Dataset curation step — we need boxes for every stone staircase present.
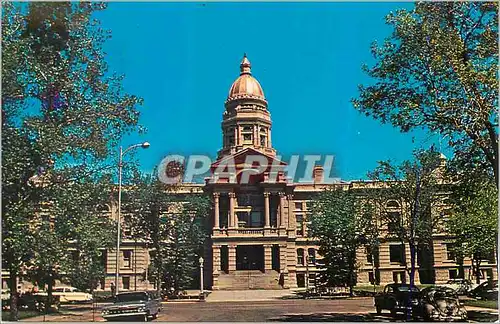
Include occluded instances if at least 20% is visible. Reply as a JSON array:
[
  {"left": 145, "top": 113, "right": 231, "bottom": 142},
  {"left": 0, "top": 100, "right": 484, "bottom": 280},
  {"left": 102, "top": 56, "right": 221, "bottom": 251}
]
[{"left": 217, "top": 270, "right": 282, "bottom": 290}]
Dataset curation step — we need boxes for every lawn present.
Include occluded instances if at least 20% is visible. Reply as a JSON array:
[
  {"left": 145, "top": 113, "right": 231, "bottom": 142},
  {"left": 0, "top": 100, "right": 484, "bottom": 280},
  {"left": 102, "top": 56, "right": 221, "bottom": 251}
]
[
  {"left": 1, "top": 310, "right": 41, "bottom": 321},
  {"left": 463, "top": 299, "right": 498, "bottom": 309}
]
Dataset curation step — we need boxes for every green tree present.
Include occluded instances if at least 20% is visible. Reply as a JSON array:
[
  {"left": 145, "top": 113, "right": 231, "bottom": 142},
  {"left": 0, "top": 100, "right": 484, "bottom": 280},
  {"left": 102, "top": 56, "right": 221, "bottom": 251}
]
[
  {"left": 309, "top": 188, "right": 379, "bottom": 296},
  {"left": 125, "top": 173, "right": 175, "bottom": 294},
  {"left": 2, "top": 2, "right": 142, "bottom": 319},
  {"left": 367, "top": 149, "right": 444, "bottom": 289},
  {"left": 448, "top": 177, "right": 498, "bottom": 284},
  {"left": 55, "top": 178, "right": 116, "bottom": 294},
  {"left": 161, "top": 195, "right": 210, "bottom": 295},
  {"left": 353, "top": 2, "right": 498, "bottom": 185},
  {"left": 126, "top": 173, "right": 210, "bottom": 296}
]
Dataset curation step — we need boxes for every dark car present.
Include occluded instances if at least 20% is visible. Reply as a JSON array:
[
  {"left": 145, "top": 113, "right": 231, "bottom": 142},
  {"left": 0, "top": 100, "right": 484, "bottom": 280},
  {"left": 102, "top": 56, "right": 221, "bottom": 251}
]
[
  {"left": 374, "top": 283, "right": 421, "bottom": 316},
  {"left": 468, "top": 281, "right": 498, "bottom": 300},
  {"left": 420, "top": 286, "right": 467, "bottom": 322},
  {"left": 101, "top": 291, "right": 161, "bottom": 321}
]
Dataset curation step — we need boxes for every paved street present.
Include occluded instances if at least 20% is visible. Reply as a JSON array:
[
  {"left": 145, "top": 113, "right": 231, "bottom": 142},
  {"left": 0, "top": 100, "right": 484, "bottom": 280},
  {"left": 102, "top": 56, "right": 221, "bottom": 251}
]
[{"left": 20, "top": 296, "right": 498, "bottom": 322}]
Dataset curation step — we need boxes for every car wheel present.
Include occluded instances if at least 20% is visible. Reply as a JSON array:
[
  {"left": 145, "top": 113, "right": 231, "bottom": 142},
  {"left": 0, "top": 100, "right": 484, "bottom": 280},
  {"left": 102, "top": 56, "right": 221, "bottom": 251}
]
[
  {"left": 390, "top": 308, "right": 397, "bottom": 317},
  {"left": 376, "top": 306, "right": 382, "bottom": 315}
]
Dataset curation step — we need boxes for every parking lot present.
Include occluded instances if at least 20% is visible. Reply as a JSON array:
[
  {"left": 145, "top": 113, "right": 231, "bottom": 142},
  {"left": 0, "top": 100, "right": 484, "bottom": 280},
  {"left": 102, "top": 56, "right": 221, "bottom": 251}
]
[{"left": 15, "top": 296, "right": 498, "bottom": 322}]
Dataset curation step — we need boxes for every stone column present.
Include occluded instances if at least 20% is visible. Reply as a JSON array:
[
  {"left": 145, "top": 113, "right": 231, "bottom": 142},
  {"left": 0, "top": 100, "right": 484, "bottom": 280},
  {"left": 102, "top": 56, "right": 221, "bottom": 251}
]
[
  {"left": 287, "top": 194, "right": 295, "bottom": 233},
  {"left": 264, "top": 192, "right": 270, "bottom": 228},
  {"left": 264, "top": 244, "right": 273, "bottom": 272},
  {"left": 279, "top": 244, "right": 289, "bottom": 287},
  {"left": 229, "top": 192, "right": 235, "bottom": 228},
  {"left": 279, "top": 192, "right": 285, "bottom": 228},
  {"left": 237, "top": 125, "right": 242, "bottom": 146},
  {"left": 228, "top": 245, "right": 237, "bottom": 272},
  {"left": 254, "top": 124, "right": 258, "bottom": 146},
  {"left": 213, "top": 193, "right": 220, "bottom": 230},
  {"left": 268, "top": 127, "right": 272, "bottom": 147},
  {"left": 233, "top": 127, "right": 238, "bottom": 147},
  {"left": 212, "top": 245, "right": 221, "bottom": 289}
]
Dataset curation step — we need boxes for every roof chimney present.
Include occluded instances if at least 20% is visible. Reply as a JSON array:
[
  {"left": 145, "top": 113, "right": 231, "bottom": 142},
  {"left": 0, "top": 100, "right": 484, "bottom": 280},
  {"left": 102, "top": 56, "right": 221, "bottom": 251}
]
[{"left": 313, "top": 165, "right": 324, "bottom": 184}]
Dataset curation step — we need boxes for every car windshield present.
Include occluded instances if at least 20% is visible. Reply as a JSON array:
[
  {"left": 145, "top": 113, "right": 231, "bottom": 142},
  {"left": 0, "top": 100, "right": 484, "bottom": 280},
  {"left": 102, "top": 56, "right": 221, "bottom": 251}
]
[
  {"left": 395, "top": 286, "right": 419, "bottom": 292},
  {"left": 115, "top": 293, "right": 148, "bottom": 303}
]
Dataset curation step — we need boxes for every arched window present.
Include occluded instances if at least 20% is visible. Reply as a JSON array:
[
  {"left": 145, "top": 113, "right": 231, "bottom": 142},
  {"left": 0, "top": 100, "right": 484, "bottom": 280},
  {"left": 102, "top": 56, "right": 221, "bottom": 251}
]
[
  {"left": 297, "top": 249, "right": 304, "bottom": 265},
  {"left": 386, "top": 200, "right": 400, "bottom": 208},
  {"left": 308, "top": 248, "right": 316, "bottom": 264}
]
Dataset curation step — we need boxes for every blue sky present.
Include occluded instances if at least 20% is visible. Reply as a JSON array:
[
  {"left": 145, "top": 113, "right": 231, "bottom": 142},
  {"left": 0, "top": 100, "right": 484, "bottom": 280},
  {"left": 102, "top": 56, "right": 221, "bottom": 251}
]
[{"left": 95, "top": 2, "right": 444, "bottom": 181}]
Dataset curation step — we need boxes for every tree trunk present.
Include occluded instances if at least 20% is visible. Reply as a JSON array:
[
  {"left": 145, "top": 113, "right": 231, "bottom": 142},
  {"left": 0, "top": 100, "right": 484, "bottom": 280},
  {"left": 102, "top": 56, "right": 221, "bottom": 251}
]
[
  {"left": 9, "top": 270, "right": 19, "bottom": 321},
  {"left": 473, "top": 257, "right": 482, "bottom": 285},
  {"left": 348, "top": 249, "right": 355, "bottom": 297},
  {"left": 47, "top": 269, "right": 54, "bottom": 314},
  {"left": 409, "top": 243, "right": 416, "bottom": 287}
]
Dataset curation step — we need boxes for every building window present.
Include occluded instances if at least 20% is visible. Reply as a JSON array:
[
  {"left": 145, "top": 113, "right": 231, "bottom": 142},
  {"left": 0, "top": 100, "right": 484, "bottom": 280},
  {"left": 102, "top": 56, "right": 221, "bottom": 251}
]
[
  {"left": 389, "top": 244, "right": 405, "bottom": 264},
  {"left": 296, "top": 274, "right": 305, "bottom": 288},
  {"left": 449, "top": 269, "right": 460, "bottom": 280},
  {"left": 260, "top": 135, "right": 267, "bottom": 147},
  {"left": 366, "top": 246, "right": 373, "bottom": 264},
  {"left": 100, "top": 250, "right": 107, "bottom": 272},
  {"left": 308, "top": 248, "right": 316, "bottom": 264},
  {"left": 393, "top": 271, "right": 406, "bottom": 284},
  {"left": 296, "top": 214, "right": 304, "bottom": 236},
  {"left": 71, "top": 250, "right": 79, "bottom": 262},
  {"left": 368, "top": 272, "right": 375, "bottom": 284},
  {"left": 242, "top": 125, "right": 253, "bottom": 144},
  {"left": 295, "top": 202, "right": 302, "bottom": 210},
  {"left": 122, "top": 276, "right": 130, "bottom": 290},
  {"left": 123, "top": 250, "right": 132, "bottom": 268},
  {"left": 445, "top": 243, "right": 456, "bottom": 261},
  {"left": 387, "top": 212, "right": 401, "bottom": 233},
  {"left": 100, "top": 278, "right": 105, "bottom": 290},
  {"left": 297, "top": 249, "right": 304, "bottom": 265},
  {"left": 243, "top": 134, "right": 252, "bottom": 142},
  {"left": 124, "top": 215, "right": 132, "bottom": 237},
  {"left": 386, "top": 200, "right": 400, "bottom": 208}
]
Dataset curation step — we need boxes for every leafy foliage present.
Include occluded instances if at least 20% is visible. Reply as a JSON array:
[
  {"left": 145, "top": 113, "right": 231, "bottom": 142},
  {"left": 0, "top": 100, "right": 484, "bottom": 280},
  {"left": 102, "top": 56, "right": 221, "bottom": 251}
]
[
  {"left": 2, "top": 2, "right": 142, "bottom": 319},
  {"left": 448, "top": 177, "right": 498, "bottom": 283},
  {"left": 367, "top": 148, "right": 444, "bottom": 286},
  {"left": 125, "top": 172, "right": 210, "bottom": 296},
  {"left": 309, "top": 189, "right": 379, "bottom": 295},
  {"left": 353, "top": 2, "right": 499, "bottom": 184}
]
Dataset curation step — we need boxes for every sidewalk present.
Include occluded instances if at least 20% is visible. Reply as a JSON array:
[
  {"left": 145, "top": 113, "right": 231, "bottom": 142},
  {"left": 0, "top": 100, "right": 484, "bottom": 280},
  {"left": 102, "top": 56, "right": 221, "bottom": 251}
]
[{"left": 205, "top": 289, "right": 294, "bottom": 302}]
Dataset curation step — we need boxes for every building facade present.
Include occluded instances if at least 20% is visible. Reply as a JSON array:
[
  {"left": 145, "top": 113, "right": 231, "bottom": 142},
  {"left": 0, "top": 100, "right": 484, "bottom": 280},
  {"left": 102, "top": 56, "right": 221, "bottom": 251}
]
[
  {"left": 6, "top": 55, "right": 495, "bottom": 293},
  {"left": 96, "top": 55, "right": 497, "bottom": 292}
]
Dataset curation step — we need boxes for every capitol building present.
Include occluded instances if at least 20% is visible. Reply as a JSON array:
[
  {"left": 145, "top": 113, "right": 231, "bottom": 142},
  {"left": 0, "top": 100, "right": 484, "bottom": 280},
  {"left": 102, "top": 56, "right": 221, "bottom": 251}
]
[{"left": 96, "top": 55, "right": 497, "bottom": 292}]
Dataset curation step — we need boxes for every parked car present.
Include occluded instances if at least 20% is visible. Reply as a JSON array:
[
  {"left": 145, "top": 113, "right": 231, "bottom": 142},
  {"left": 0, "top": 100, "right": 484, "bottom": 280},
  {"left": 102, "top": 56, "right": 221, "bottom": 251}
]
[
  {"left": 374, "top": 283, "right": 421, "bottom": 316},
  {"left": 420, "top": 286, "right": 467, "bottom": 321},
  {"left": 468, "top": 280, "right": 498, "bottom": 300},
  {"left": 101, "top": 291, "right": 161, "bottom": 321},
  {"left": 1, "top": 289, "right": 10, "bottom": 301},
  {"left": 19, "top": 293, "right": 60, "bottom": 312},
  {"left": 36, "top": 287, "right": 92, "bottom": 303},
  {"left": 442, "top": 279, "right": 476, "bottom": 295}
]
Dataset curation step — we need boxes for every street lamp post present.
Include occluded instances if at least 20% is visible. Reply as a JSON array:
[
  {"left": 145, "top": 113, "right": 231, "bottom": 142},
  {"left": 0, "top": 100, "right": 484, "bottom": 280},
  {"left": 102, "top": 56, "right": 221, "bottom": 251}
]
[
  {"left": 115, "top": 142, "right": 150, "bottom": 295},
  {"left": 199, "top": 257, "right": 204, "bottom": 301}
]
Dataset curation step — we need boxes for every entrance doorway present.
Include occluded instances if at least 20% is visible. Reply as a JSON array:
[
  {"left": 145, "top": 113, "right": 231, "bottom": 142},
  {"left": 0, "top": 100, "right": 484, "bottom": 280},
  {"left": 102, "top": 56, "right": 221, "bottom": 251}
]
[{"left": 236, "top": 245, "right": 264, "bottom": 271}]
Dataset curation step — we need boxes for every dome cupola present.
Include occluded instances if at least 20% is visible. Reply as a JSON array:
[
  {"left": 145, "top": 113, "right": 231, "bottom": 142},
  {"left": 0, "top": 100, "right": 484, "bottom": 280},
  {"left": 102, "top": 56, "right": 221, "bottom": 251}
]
[{"left": 226, "top": 54, "right": 266, "bottom": 105}]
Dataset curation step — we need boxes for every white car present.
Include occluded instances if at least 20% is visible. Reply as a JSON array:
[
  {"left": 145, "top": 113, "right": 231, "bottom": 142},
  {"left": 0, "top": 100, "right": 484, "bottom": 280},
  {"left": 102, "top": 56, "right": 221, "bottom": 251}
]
[{"left": 37, "top": 287, "right": 93, "bottom": 303}]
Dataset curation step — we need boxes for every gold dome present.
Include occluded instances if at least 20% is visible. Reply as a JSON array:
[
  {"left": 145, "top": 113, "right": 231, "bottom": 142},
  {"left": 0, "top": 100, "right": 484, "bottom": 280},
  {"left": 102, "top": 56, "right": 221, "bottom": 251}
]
[{"left": 227, "top": 54, "right": 266, "bottom": 102}]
